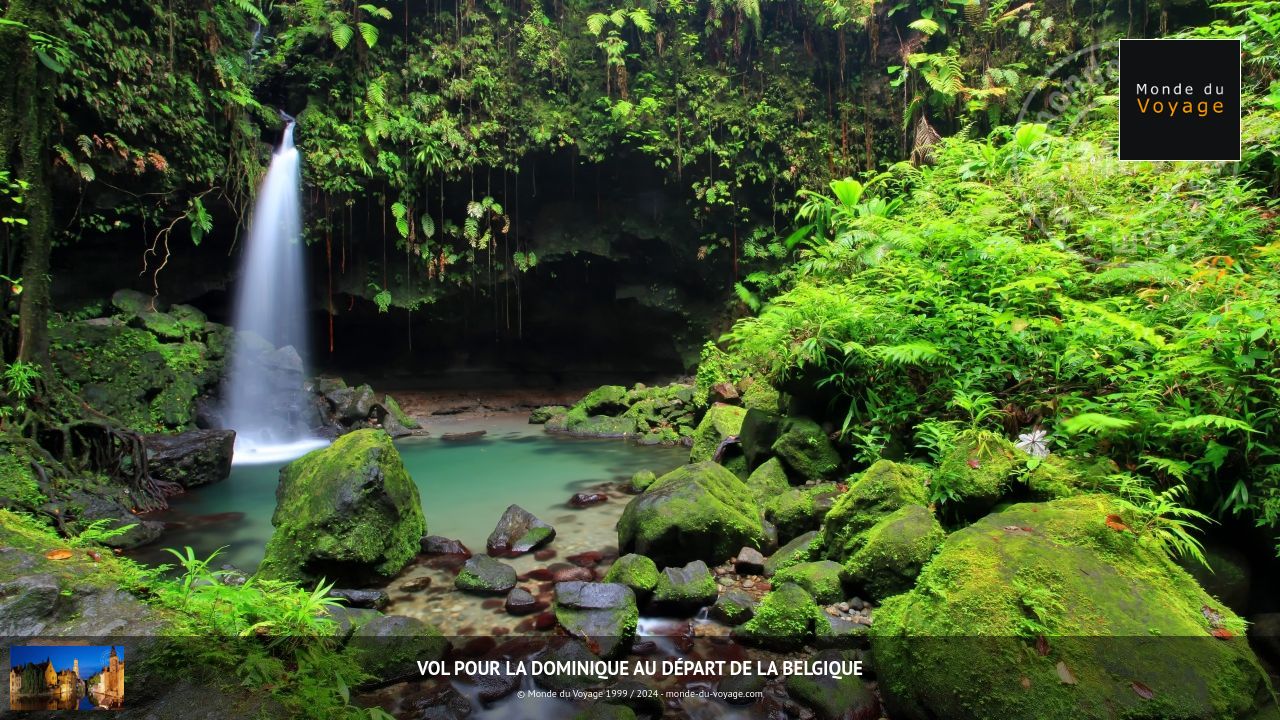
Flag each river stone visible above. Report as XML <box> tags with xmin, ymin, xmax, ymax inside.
<box><xmin>421</xmin><ymin>535</ymin><xmax>471</xmax><ymax>557</ymax></box>
<box><xmin>736</xmin><ymin>582</ymin><xmax>819</xmax><ymax>650</ymax></box>
<box><xmin>617</xmin><ymin>461</ymin><xmax>765</xmax><ymax>567</ymax></box>
<box><xmin>814</xmin><ymin>612</ymin><xmax>869</xmax><ymax>649</ymax></box>
<box><xmin>553</xmin><ymin>581</ymin><xmax>638</xmax><ymax>658</ymax></box>
<box><xmin>785</xmin><ymin>649</ymin><xmax>877</xmax><ymax>720</ymax></box>
<box><xmin>764</xmin><ymin>530</ymin><xmax>819</xmax><ymax>577</ymax></box>
<box><xmin>505</xmin><ymin>587</ymin><xmax>539</xmax><ymax>615</ymax></box>
<box><xmin>455</xmin><ymin>555</ymin><xmax>517</xmax><ymax>594</ymax></box>
<box><xmin>842</xmin><ymin>504</ymin><xmax>945</xmax><ymax>600</ymax></box>
<box><xmin>327</xmin><ymin>384</ymin><xmax>378</xmax><ymax>422</ymax></box>
<box><xmin>326</xmin><ymin>588</ymin><xmax>389</xmax><ymax>610</ymax></box>
<box><xmin>651</xmin><ymin>560</ymin><xmax>717</xmax><ymax>614</ymax></box>
<box><xmin>601</xmin><ymin>553</ymin><xmax>660</xmax><ymax>597</ymax></box>
<box><xmin>257</xmin><ymin>429</ymin><xmax>426</xmax><ymax>584</ymax></box>
<box><xmin>532</xmin><ymin>639</ymin><xmax>609</xmax><ymax>692</ymax></box>
<box><xmin>822</xmin><ymin>460</ymin><xmax>929</xmax><ymax>564</ymax></box>
<box><xmin>344</xmin><ymin>614</ymin><xmax>446</xmax><ymax>681</ymax></box>
<box><xmin>143</xmin><ymin>429</ymin><xmax>235</xmax><ymax>489</ymax></box>
<box><xmin>529</xmin><ymin>405</ymin><xmax>568</xmax><ymax>424</ymax></box>
<box><xmin>772</xmin><ymin>560</ymin><xmax>849</xmax><ymax>605</ymax></box>
<box><xmin>735</xmin><ymin>546</ymin><xmax>766</xmax><ymax>575</ymax></box>
<box><xmin>487</xmin><ymin>504</ymin><xmax>556</xmax><ymax>556</ymax></box>
<box><xmin>871</xmin><ymin>494</ymin><xmax>1277</xmax><ymax>720</ymax></box>
<box><xmin>712</xmin><ymin>589</ymin><xmax>758</xmax><ymax>625</ymax></box>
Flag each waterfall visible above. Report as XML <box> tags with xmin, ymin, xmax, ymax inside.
<box><xmin>221</xmin><ymin>122</ymin><xmax>327</xmax><ymax>464</ymax></box>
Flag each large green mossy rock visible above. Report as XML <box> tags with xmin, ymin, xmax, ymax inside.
<box><xmin>258</xmin><ymin>430</ymin><xmax>426</xmax><ymax>584</ymax></box>
<box><xmin>689</xmin><ymin>404</ymin><xmax>747</xmax><ymax>463</ymax></box>
<box><xmin>765</xmin><ymin>530</ymin><xmax>821</xmax><ymax>577</ymax></box>
<box><xmin>602</xmin><ymin>554</ymin><xmax>660</xmax><ymax>597</ymax></box>
<box><xmin>745</xmin><ymin>457</ymin><xmax>791</xmax><ymax>501</ymax></box>
<box><xmin>554</xmin><ymin>581</ymin><xmax>639</xmax><ymax>659</ymax></box>
<box><xmin>772</xmin><ymin>560</ymin><xmax>849</xmax><ymax>604</ymax></box>
<box><xmin>766</xmin><ymin>483</ymin><xmax>841</xmax><ymax>542</ymax></box>
<box><xmin>344</xmin><ymin>614</ymin><xmax>446</xmax><ymax>680</ymax></box>
<box><xmin>617</xmin><ymin>461</ymin><xmax>765</xmax><ymax>567</ymax></box>
<box><xmin>843</xmin><ymin>504</ymin><xmax>944</xmax><ymax>599</ymax></box>
<box><xmin>771</xmin><ymin>417</ymin><xmax>840</xmax><ymax>482</ymax></box>
<box><xmin>871</xmin><ymin>495</ymin><xmax>1278</xmax><ymax>720</ymax></box>
<box><xmin>736</xmin><ymin>582</ymin><xmax>820</xmax><ymax>650</ymax></box>
<box><xmin>933</xmin><ymin>430</ymin><xmax>1022</xmax><ymax>514</ymax></box>
<box><xmin>822</xmin><ymin>460</ymin><xmax>928</xmax><ymax>564</ymax></box>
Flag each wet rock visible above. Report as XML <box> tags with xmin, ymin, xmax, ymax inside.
<box><xmin>471</xmin><ymin>664</ymin><xmax>520</xmax><ymax>704</ymax></box>
<box><xmin>764</xmin><ymin>530</ymin><xmax>819</xmax><ymax>577</ymax></box>
<box><xmin>784</xmin><ymin>650</ymin><xmax>876</xmax><ymax>720</ymax></box>
<box><xmin>554</xmin><ymin>581</ymin><xmax>638</xmax><ymax>658</ymax></box>
<box><xmin>617</xmin><ymin>461</ymin><xmax>765</xmax><ymax>567</ymax></box>
<box><xmin>401</xmin><ymin>576</ymin><xmax>432</xmax><ymax>592</ymax></box>
<box><xmin>64</xmin><ymin>489</ymin><xmax>164</xmax><ymax>549</ymax></box>
<box><xmin>552</xmin><ymin>565</ymin><xmax>595</xmax><ymax>583</ymax></box>
<box><xmin>411</xmin><ymin>683</ymin><xmax>473</xmax><ymax>720</ymax></box>
<box><xmin>534</xmin><ymin>548</ymin><xmax>557</xmax><ymax>561</ymax></box>
<box><xmin>570</xmin><ymin>492</ymin><xmax>609</xmax><ymax>507</ymax></box>
<box><xmin>327</xmin><ymin>588</ymin><xmax>390</xmax><ymax>610</ymax></box>
<box><xmin>441</xmin><ymin>430</ymin><xmax>487</xmax><ymax>442</ymax></box>
<box><xmin>629</xmin><ymin>470</ymin><xmax>657</xmax><ymax>493</ymax></box>
<box><xmin>487</xmin><ymin>504</ymin><xmax>556</xmax><ymax>556</ymax></box>
<box><xmin>455</xmin><ymin>555</ymin><xmax>517</xmax><ymax>595</ymax></box>
<box><xmin>420</xmin><ymin>535</ymin><xmax>471</xmax><ymax>557</ymax></box>
<box><xmin>143</xmin><ymin>429</ymin><xmax>235</xmax><ymax>489</ymax></box>
<box><xmin>735</xmin><ymin>547</ymin><xmax>766</xmax><ymax>575</ymax></box>
<box><xmin>814</xmin><ymin>613</ymin><xmax>869</xmax><ymax>649</ymax></box>
<box><xmin>344</xmin><ymin>614</ymin><xmax>446</xmax><ymax>682</ymax></box>
<box><xmin>568</xmin><ymin>551</ymin><xmax>605</xmax><ymax>567</ymax></box>
<box><xmin>505</xmin><ymin>587</ymin><xmax>539</xmax><ymax>615</ymax></box>
<box><xmin>380</xmin><ymin>412</ymin><xmax>414</xmax><ymax>439</ymax></box>
<box><xmin>328</xmin><ymin>383</ymin><xmax>378</xmax><ymax>422</ymax></box>
<box><xmin>532</xmin><ymin>611</ymin><xmax>557</xmax><ymax>630</ymax></box>
<box><xmin>602</xmin><ymin>554</ymin><xmax>660</xmax><ymax>598</ymax></box>
<box><xmin>651</xmin><ymin>560</ymin><xmax>718</xmax><ymax>615</ymax></box>
<box><xmin>772</xmin><ymin>561</ymin><xmax>849</xmax><ymax>605</ymax></box>
<box><xmin>736</xmin><ymin>583</ymin><xmax>819</xmax><ymax>650</ymax></box>
<box><xmin>711</xmin><ymin>589</ymin><xmax>758</xmax><ymax>625</ymax></box>
<box><xmin>258</xmin><ymin>430</ymin><xmax>425</xmax><ymax>585</ymax></box>
<box><xmin>529</xmin><ymin>405</ymin><xmax>568</xmax><ymax>424</ymax></box>
<box><xmin>0</xmin><ymin>573</ymin><xmax>61</xmax><ymax>636</ymax></box>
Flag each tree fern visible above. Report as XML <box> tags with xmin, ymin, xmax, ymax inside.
<box><xmin>226</xmin><ymin>0</ymin><xmax>268</xmax><ymax>26</ymax></box>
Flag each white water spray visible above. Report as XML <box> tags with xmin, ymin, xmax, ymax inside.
<box><xmin>222</xmin><ymin>122</ymin><xmax>327</xmax><ymax>464</ymax></box>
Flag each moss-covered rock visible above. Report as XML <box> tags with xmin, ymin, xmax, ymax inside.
<box><xmin>784</xmin><ymin>649</ymin><xmax>877</xmax><ymax>720</ymax></box>
<box><xmin>689</xmin><ymin>404</ymin><xmax>747</xmax><ymax>463</ymax></box>
<box><xmin>933</xmin><ymin>430</ymin><xmax>1022</xmax><ymax>514</ymax></box>
<box><xmin>737</xmin><ymin>582</ymin><xmax>820</xmax><ymax>650</ymax></box>
<box><xmin>617</xmin><ymin>461</ymin><xmax>765</xmax><ymax>567</ymax></box>
<box><xmin>740</xmin><ymin>409</ymin><xmax>782</xmax><ymax>470</ymax></box>
<box><xmin>629</xmin><ymin>470</ymin><xmax>657</xmax><ymax>493</ymax></box>
<box><xmin>771</xmin><ymin>417</ymin><xmax>840</xmax><ymax>482</ymax></box>
<box><xmin>602</xmin><ymin>553</ymin><xmax>660</xmax><ymax>596</ymax></box>
<box><xmin>651</xmin><ymin>560</ymin><xmax>718</xmax><ymax>614</ymax></box>
<box><xmin>745</xmin><ymin>457</ymin><xmax>791</xmax><ymax>502</ymax></box>
<box><xmin>843</xmin><ymin>504</ymin><xmax>944</xmax><ymax>599</ymax></box>
<box><xmin>0</xmin><ymin>441</ymin><xmax>46</xmax><ymax>512</ymax></box>
<box><xmin>766</xmin><ymin>483</ymin><xmax>841</xmax><ymax>542</ymax></box>
<box><xmin>871</xmin><ymin>494</ymin><xmax>1278</xmax><ymax>720</ymax></box>
<box><xmin>821</xmin><ymin>460</ymin><xmax>928</xmax><ymax>564</ymax></box>
<box><xmin>572</xmin><ymin>704</ymin><xmax>637</xmax><ymax>720</ymax></box>
<box><xmin>712</xmin><ymin>588</ymin><xmax>758</xmax><ymax>625</ymax></box>
<box><xmin>381</xmin><ymin>394</ymin><xmax>420</xmax><ymax>430</ymax></box>
<box><xmin>739</xmin><ymin>377</ymin><xmax>781</xmax><ymax>413</ymax></box>
<box><xmin>344</xmin><ymin>614</ymin><xmax>446</xmax><ymax>681</ymax></box>
<box><xmin>575</xmin><ymin>385</ymin><xmax>630</xmax><ymax>416</ymax></box>
<box><xmin>455</xmin><ymin>554</ymin><xmax>518</xmax><ymax>594</ymax></box>
<box><xmin>258</xmin><ymin>430</ymin><xmax>425</xmax><ymax>584</ymax></box>
<box><xmin>554</xmin><ymin>581</ymin><xmax>639</xmax><ymax>658</ymax></box>
<box><xmin>773</xmin><ymin>560</ymin><xmax>849</xmax><ymax>605</ymax></box>
<box><xmin>529</xmin><ymin>405</ymin><xmax>568</xmax><ymax>424</ymax></box>
<box><xmin>765</xmin><ymin>530</ymin><xmax>821</xmax><ymax>577</ymax></box>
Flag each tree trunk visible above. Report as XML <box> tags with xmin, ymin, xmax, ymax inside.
<box><xmin>0</xmin><ymin>0</ymin><xmax>56</xmax><ymax>367</ymax></box>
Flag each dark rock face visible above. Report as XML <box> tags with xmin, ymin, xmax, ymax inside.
<box><xmin>327</xmin><ymin>588</ymin><xmax>389</xmax><ymax>610</ymax></box>
<box><xmin>553</xmin><ymin>582</ymin><xmax>639</xmax><ymax>658</ymax></box>
<box><xmin>64</xmin><ymin>489</ymin><xmax>164</xmax><ymax>549</ymax></box>
<box><xmin>505</xmin><ymin>587</ymin><xmax>540</xmax><ymax>615</ymax></box>
<box><xmin>421</xmin><ymin>535</ymin><xmax>471</xmax><ymax>557</ymax></box>
<box><xmin>411</xmin><ymin>684</ymin><xmax>474</xmax><ymax>720</ymax></box>
<box><xmin>455</xmin><ymin>555</ymin><xmax>518</xmax><ymax>594</ymax></box>
<box><xmin>326</xmin><ymin>384</ymin><xmax>378</xmax><ymax>422</ymax></box>
<box><xmin>735</xmin><ymin>547</ymin><xmax>766</xmax><ymax>575</ymax></box>
<box><xmin>569</xmin><ymin>492</ymin><xmax>608</xmax><ymax>507</ymax></box>
<box><xmin>143</xmin><ymin>429</ymin><xmax>235</xmax><ymax>489</ymax></box>
<box><xmin>487</xmin><ymin>504</ymin><xmax>556</xmax><ymax>556</ymax></box>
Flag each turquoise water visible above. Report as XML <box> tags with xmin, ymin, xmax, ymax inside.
<box><xmin>136</xmin><ymin>415</ymin><xmax>687</xmax><ymax>572</ymax></box>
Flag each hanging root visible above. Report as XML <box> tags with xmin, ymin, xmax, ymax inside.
<box><xmin>38</xmin><ymin>420</ymin><xmax>179</xmax><ymax>512</ymax></box>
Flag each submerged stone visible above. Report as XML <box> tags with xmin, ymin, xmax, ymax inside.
<box><xmin>487</xmin><ymin>504</ymin><xmax>556</xmax><ymax>556</ymax></box>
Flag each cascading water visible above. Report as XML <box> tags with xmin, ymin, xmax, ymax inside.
<box><xmin>221</xmin><ymin>121</ymin><xmax>328</xmax><ymax>464</ymax></box>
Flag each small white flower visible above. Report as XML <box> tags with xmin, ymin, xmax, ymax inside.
<box><xmin>1016</xmin><ymin>427</ymin><xmax>1050</xmax><ymax>458</ymax></box>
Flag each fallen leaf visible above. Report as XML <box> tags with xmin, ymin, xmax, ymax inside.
<box><xmin>1211</xmin><ymin>628</ymin><xmax>1234</xmax><ymax>639</ymax></box>
<box><xmin>86</xmin><ymin>551</ymin><xmax>101</xmax><ymax>563</ymax></box>
<box><xmin>1035</xmin><ymin>635</ymin><xmax>1051</xmax><ymax>656</ymax></box>
<box><xmin>1019</xmin><ymin>676</ymin><xmax>1032</xmax><ymax>689</ymax></box>
<box><xmin>1131</xmin><ymin>681</ymin><xmax>1154</xmax><ymax>700</ymax></box>
<box><xmin>1055</xmin><ymin>661</ymin><xmax>1077</xmax><ymax>685</ymax></box>
<box><xmin>1104</xmin><ymin>514</ymin><xmax>1129</xmax><ymax>532</ymax></box>
<box><xmin>967</xmin><ymin>458</ymin><xmax>981</xmax><ymax>469</ymax></box>
<box><xmin>44</xmin><ymin>549</ymin><xmax>72</xmax><ymax>561</ymax></box>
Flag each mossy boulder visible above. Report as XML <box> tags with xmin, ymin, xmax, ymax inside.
<box><xmin>1023</xmin><ymin>454</ymin><xmax>1118</xmax><ymax>501</ymax></box>
<box><xmin>773</xmin><ymin>560</ymin><xmax>849</xmax><ymax>605</ymax></box>
<box><xmin>554</xmin><ymin>581</ymin><xmax>639</xmax><ymax>658</ymax></box>
<box><xmin>736</xmin><ymin>582</ymin><xmax>820</xmax><ymax>650</ymax></box>
<box><xmin>843</xmin><ymin>504</ymin><xmax>944</xmax><ymax>599</ymax></box>
<box><xmin>564</xmin><ymin>415</ymin><xmax>638</xmax><ymax>438</ymax></box>
<box><xmin>651</xmin><ymin>560</ymin><xmax>718</xmax><ymax>614</ymax></box>
<box><xmin>575</xmin><ymin>385</ymin><xmax>630</xmax><ymax>416</ymax></box>
<box><xmin>822</xmin><ymin>460</ymin><xmax>928</xmax><ymax>564</ymax></box>
<box><xmin>765</xmin><ymin>483</ymin><xmax>841</xmax><ymax>542</ymax></box>
<box><xmin>712</xmin><ymin>589</ymin><xmax>758</xmax><ymax>625</ymax></box>
<box><xmin>871</xmin><ymin>494</ymin><xmax>1278</xmax><ymax>720</ymax></box>
<box><xmin>258</xmin><ymin>430</ymin><xmax>426</xmax><ymax>584</ymax></box>
<box><xmin>934</xmin><ymin>430</ymin><xmax>1022</xmax><ymax>514</ymax></box>
<box><xmin>529</xmin><ymin>405</ymin><xmax>568</xmax><ymax>424</ymax></box>
<box><xmin>784</xmin><ymin>649</ymin><xmax>878</xmax><ymax>720</ymax></box>
<box><xmin>602</xmin><ymin>553</ymin><xmax>660</xmax><ymax>597</ymax></box>
<box><xmin>740</xmin><ymin>410</ymin><xmax>783</xmax><ymax>470</ymax></box>
<box><xmin>771</xmin><ymin>417</ymin><xmax>840</xmax><ymax>482</ymax></box>
<box><xmin>455</xmin><ymin>554</ymin><xmax>518</xmax><ymax>594</ymax></box>
<box><xmin>739</xmin><ymin>377</ymin><xmax>781</xmax><ymax>413</ymax></box>
<box><xmin>382</xmin><ymin>394</ymin><xmax>420</xmax><ymax>430</ymax></box>
<box><xmin>765</xmin><ymin>530</ymin><xmax>821</xmax><ymax>577</ymax></box>
<box><xmin>344</xmin><ymin>614</ymin><xmax>446</xmax><ymax>681</ymax></box>
<box><xmin>617</xmin><ymin>461</ymin><xmax>765</xmax><ymax>567</ymax></box>
<box><xmin>689</xmin><ymin>404</ymin><xmax>747</xmax><ymax>463</ymax></box>
<box><xmin>0</xmin><ymin>441</ymin><xmax>46</xmax><ymax>512</ymax></box>
<box><xmin>629</xmin><ymin>470</ymin><xmax>657</xmax><ymax>493</ymax></box>
<box><xmin>111</xmin><ymin>288</ymin><xmax>154</xmax><ymax>315</ymax></box>
<box><xmin>745</xmin><ymin>457</ymin><xmax>791</xmax><ymax>501</ymax></box>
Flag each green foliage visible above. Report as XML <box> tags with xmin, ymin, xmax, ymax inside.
<box><xmin>67</xmin><ymin>519</ymin><xmax>137</xmax><ymax>548</ymax></box>
<box><xmin>1104</xmin><ymin>475</ymin><xmax>1215</xmax><ymax>569</ymax></box>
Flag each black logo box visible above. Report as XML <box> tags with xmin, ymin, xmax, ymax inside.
<box><xmin>1119</xmin><ymin>38</ymin><xmax>1241</xmax><ymax>162</ymax></box>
